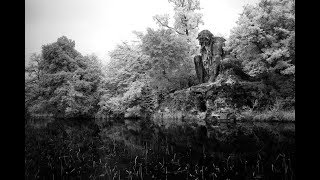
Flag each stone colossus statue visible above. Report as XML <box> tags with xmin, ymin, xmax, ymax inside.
<box><xmin>194</xmin><ymin>30</ymin><xmax>226</xmax><ymax>83</ymax></box>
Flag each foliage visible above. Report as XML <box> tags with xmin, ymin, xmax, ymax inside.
<box><xmin>240</xmin><ymin>106</ymin><xmax>295</xmax><ymax>122</ymax></box>
<box><xmin>97</xmin><ymin>28</ymin><xmax>197</xmax><ymax>124</ymax></box>
<box><xmin>224</xmin><ymin>0</ymin><xmax>295</xmax><ymax>109</ymax></box>
<box><xmin>140</xmin><ymin>28</ymin><xmax>196</xmax><ymax>91</ymax></box>
<box><xmin>225</xmin><ymin>0</ymin><xmax>295</xmax><ymax>77</ymax></box>
<box><xmin>153</xmin><ymin>0</ymin><xmax>203</xmax><ymax>58</ymax></box>
<box><xmin>153</xmin><ymin>0</ymin><xmax>203</xmax><ymax>37</ymax></box>
<box><xmin>25</xmin><ymin>36</ymin><xmax>104</xmax><ymax>120</ymax></box>
<box><xmin>97</xmin><ymin>42</ymin><xmax>153</xmax><ymax>124</ymax></box>
<box><xmin>25</xmin><ymin>54</ymin><xmax>45</xmax><ymax>118</ymax></box>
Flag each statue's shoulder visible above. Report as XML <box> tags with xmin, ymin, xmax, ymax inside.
<box><xmin>213</xmin><ymin>36</ymin><xmax>226</xmax><ymax>43</ymax></box>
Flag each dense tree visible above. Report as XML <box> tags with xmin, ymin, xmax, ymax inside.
<box><xmin>154</xmin><ymin>0</ymin><xmax>203</xmax><ymax>37</ymax></box>
<box><xmin>225</xmin><ymin>0</ymin><xmax>295</xmax><ymax>77</ymax></box>
<box><xmin>153</xmin><ymin>0</ymin><xmax>203</xmax><ymax>58</ymax></box>
<box><xmin>225</xmin><ymin>0</ymin><xmax>295</xmax><ymax>109</ymax></box>
<box><xmin>25</xmin><ymin>36</ymin><xmax>104</xmax><ymax>120</ymax></box>
<box><xmin>97</xmin><ymin>42</ymin><xmax>153</xmax><ymax>122</ymax></box>
<box><xmin>25</xmin><ymin>53</ymin><xmax>45</xmax><ymax>123</ymax></box>
<box><xmin>140</xmin><ymin>28</ymin><xmax>196</xmax><ymax>91</ymax></box>
<box><xmin>97</xmin><ymin>28</ymin><xmax>198</xmax><ymax>123</ymax></box>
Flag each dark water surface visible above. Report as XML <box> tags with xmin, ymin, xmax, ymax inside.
<box><xmin>25</xmin><ymin>119</ymin><xmax>295</xmax><ymax>180</ymax></box>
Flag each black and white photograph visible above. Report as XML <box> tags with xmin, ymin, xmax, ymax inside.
<box><xmin>25</xmin><ymin>0</ymin><xmax>295</xmax><ymax>179</ymax></box>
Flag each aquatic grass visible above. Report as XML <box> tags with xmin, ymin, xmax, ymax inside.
<box><xmin>25</xmin><ymin>119</ymin><xmax>295</xmax><ymax>179</ymax></box>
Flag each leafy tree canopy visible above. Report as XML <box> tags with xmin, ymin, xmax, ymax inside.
<box><xmin>97</xmin><ymin>28</ymin><xmax>197</xmax><ymax>123</ymax></box>
<box><xmin>25</xmin><ymin>36</ymin><xmax>104</xmax><ymax>120</ymax></box>
<box><xmin>154</xmin><ymin>0</ymin><xmax>203</xmax><ymax>38</ymax></box>
<box><xmin>225</xmin><ymin>0</ymin><xmax>295</xmax><ymax>77</ymax></box>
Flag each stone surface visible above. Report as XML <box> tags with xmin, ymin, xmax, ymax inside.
<box><xmin>194</xmin><ymin>30</ymin><xmax>226</xmax><ymax>83</ymax></box>
<box><xmin>151</xmin><ymin>73</ymin><xmax>240</xmax><ymax>128</ymax></box>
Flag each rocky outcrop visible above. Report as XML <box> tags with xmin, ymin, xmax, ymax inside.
<box><xmin>151</xmin><ymin>67</ymin><xmax>264</xmax><ymax>129</ymax></box>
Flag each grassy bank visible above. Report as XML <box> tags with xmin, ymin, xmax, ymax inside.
<box><xmin>152</xmin><ymin>109</ymin><xmax>295</xmax><ymax>129</ymax></box>
<box><xmin>239</xmin><ymin>109</ymin><xmax>295</xmax><ymax>122</ymax></box>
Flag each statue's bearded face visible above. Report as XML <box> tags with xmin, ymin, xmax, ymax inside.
<box><xmin>199</xmin><ymin>37</ymin><xmax>211</xmax><ymax>47</ymax></box>
<box><xmin>199</xmin><ymin>37</ymin><xmax>212</xmax><ymax>60</ymax></box>
<box><xmin>199</xmin><ymin>37</ymin><xmax>212</xmax><ymax>54</ymax></box>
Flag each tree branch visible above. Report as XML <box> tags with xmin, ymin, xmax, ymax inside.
<box><xmin>154</xmin><ymin>17</ymin><xmax>185</xmax><ymax>35</ymax></box>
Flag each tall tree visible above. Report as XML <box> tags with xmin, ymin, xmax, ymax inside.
<box><xmin>153</xmin><ymin>0</ymin><xmax>203</xmax><ymax>37</ymax></box>
<box><xmin>97</xmin><ymin>28</ymin><xmax>197</xmax><ymax>122</ymax></box>
<box><xmin>225</xmin><ymin>0</ymin><xmax>295</xmax><ymax>108</ymax></box>
<box><xmin>225</xmin><ymin>0</ymin><xmax>295</xmax><ymax>77</ymax></box>
<box><xmin>140</xmin><ymin>28</ymin><xmax>195</xmax><ymax>91</ymax></box>
<box><xmin>25</xmin><ymin>36</ymin><xmax>104</xmax><ymax>120</ymax></box>
<box><xmin>97</xmin><ymin>42</ymin><xmax>152</xmax><ymax>121</ymax></box>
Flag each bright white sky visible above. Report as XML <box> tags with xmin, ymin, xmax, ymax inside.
<box><xmin>25</xmin><ymin>0</ymin><xmax>259</xmax><ymax>64</ymax></box>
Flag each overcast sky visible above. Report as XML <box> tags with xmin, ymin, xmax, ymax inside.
<box><xmin>25</xmin><ymin>0</ymin><xmax>259</xmax><ymax>64</ymax></box>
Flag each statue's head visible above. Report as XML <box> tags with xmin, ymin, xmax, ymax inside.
<box><xmin>197</xmin><ymin>30</ymin><xmax>214</xmax><ymax>58</ymax></box>
<box><xmin>197</xmin><ymin>30</ymin><xmax>214</xmax><ymax>47</ymax></box>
